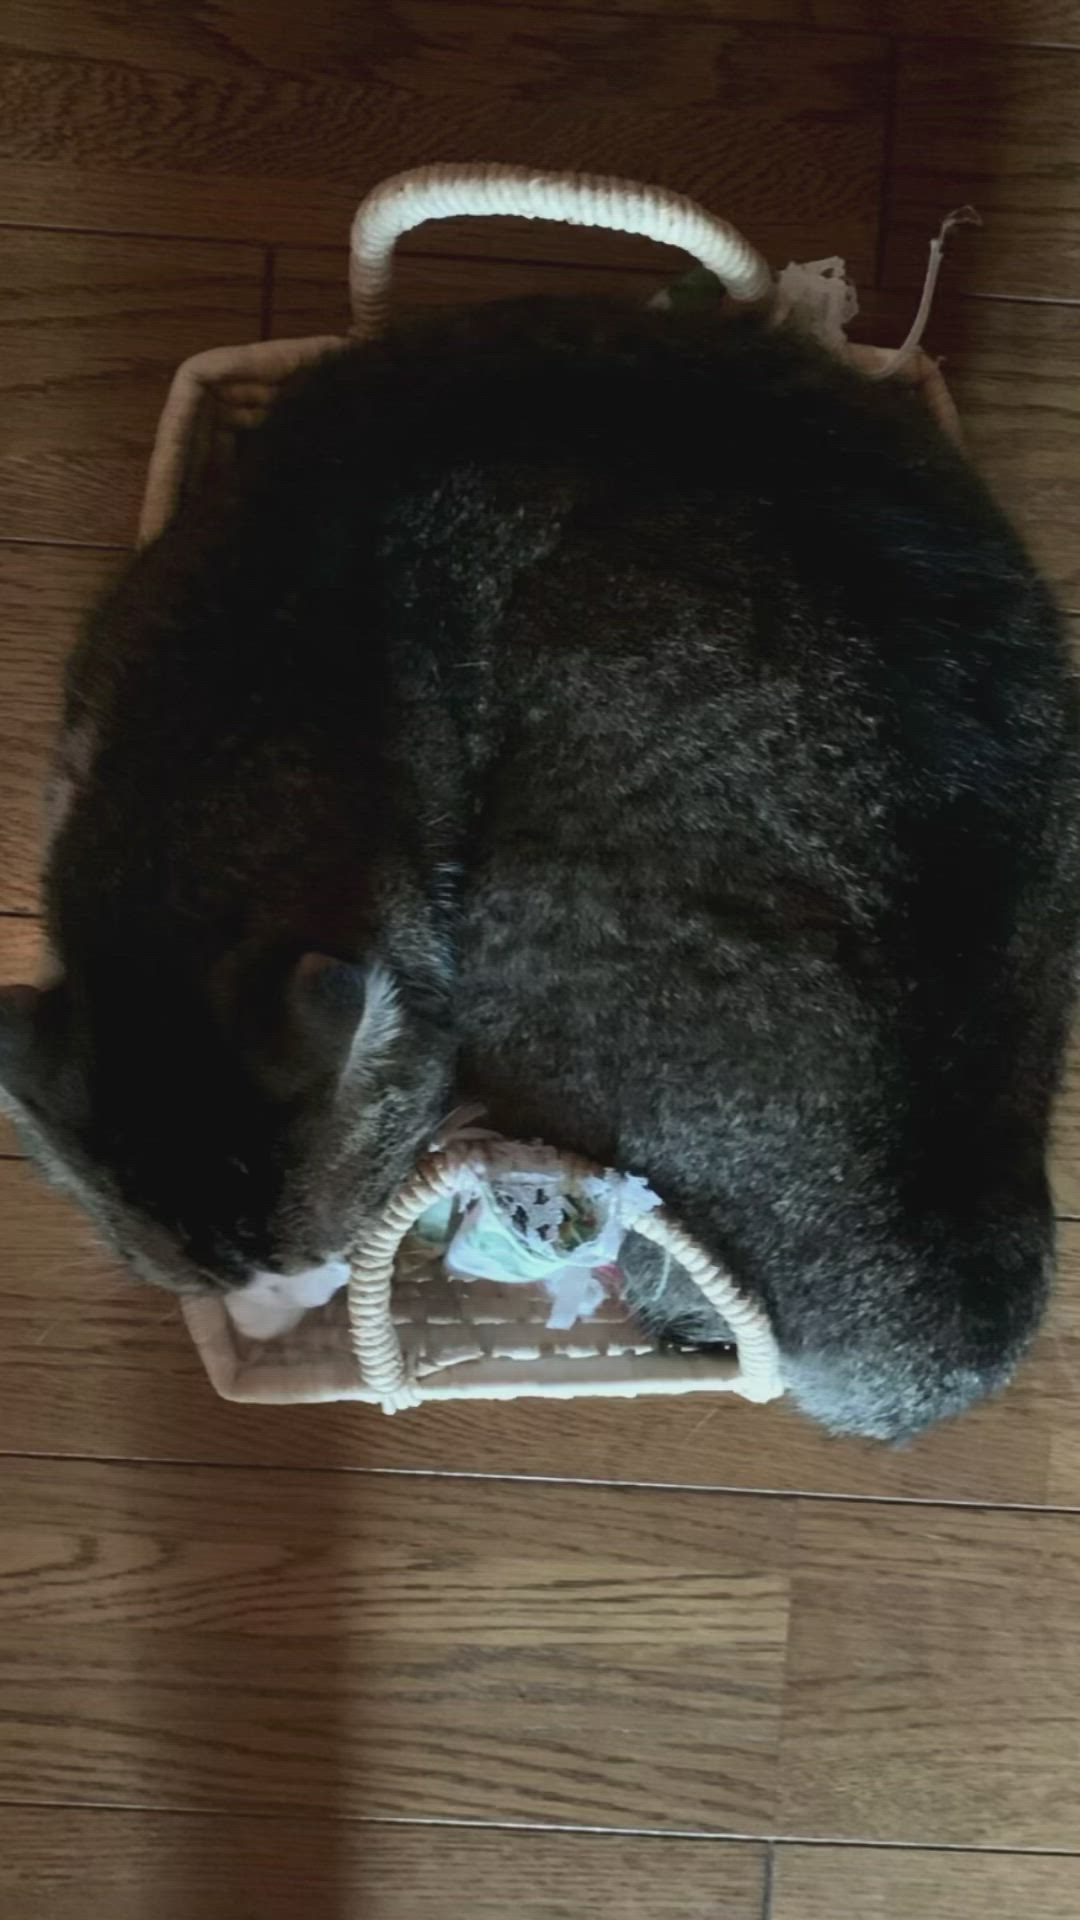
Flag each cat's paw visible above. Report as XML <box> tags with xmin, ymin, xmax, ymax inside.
<box><xmin>224</xmin><ymin>1260</ymin><xmax>350</xmax><ymax>1340</ymax></box>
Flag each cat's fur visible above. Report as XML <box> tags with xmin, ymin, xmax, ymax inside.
<box><xmin>2</xmin><ymin>295</ymin><xmax>1078</xmax><ymax>1438</ymax></box>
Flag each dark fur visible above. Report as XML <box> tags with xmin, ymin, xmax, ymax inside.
<box><xmin>2</xmin><ymin>296</ymin><xmax>1078</xmax><ymax>1438</ymax></box>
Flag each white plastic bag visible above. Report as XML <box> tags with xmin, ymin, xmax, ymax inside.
<box><xmin>442</xmin><ymin>1158</ymin><xmax>662</xmax><ymax>1330</ymax></box>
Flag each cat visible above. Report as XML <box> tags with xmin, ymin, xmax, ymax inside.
<box><xmin>1</xmin><ymin>293</ymin><xmax>1078</xmax><ymax>1438</ymax></box>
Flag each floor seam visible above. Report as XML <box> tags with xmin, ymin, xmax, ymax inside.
<box><xmin>0</xmin><ymin>1450</ymin><xmax>1079</xmax><ymax>1515</ymax></box>
<box><xmin>0</xmin><ymin>1802</ymin><xmax>1075</xmax><ymax>1854</ymax></box>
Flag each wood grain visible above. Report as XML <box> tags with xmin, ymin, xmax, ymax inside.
<box><xmin>853</xmin><ymin>289</ymin><xmax>1080</xmax><ymax>606</ymax></box>
<box><xmin>0</xmin><ymin>1808</ymin><xmax>765</xmax><ymax>1920</ymax></box>
<box><xmin>462</xmin><ymin>0</ymin><xmax>1080</xmax><ymax>38</ymax></box>
<box><xmin>6</xmin><ymin>1457</ymin><xmax>1080</xmax><ymax>1849</ymax></box>
<box><xmin>773</xmin><ymin>1845</ymin><xmax>1080</xmax><ymax>1919</ymax></box>
<box><xmin>495</xmin><ymin>0</ymin><xmax>1080</xmax><ymax>41</ymax></box>
<box><xmin>0</xmin><ymin>1456</ymin><xmax>792</xmax><ymax>1830</ymax></box>
<box><xmin>0</xmin><ymin>916</ymin><xmax>44</xmax><ymax>1159</ymax></box>
<box><xmin>940</xmin><ymin>303</ymin><xmax>1080</xmax><ymax>607</ymax></box>
<box><xmin>0</xmin><ymin>11</ymin><xmax>888</xmax><ymax>273</ymax></box>
<box><xmin>1051</xmin><ymin>1040</ymin><xmax>1080</xmax><ymax>1214</ymax></box>
<box><xmin>887</xmin><ymin>41</ymin><xmax>1080</xmax><ymax>299</ymax></box>
<box><xmin>0</xmin><ymin>547</ymin><xmax>118</xmax><ymax>913</ymax></box>
<box><xmin>836</xmin><ymin>0</ymin><xmax>1080</xmax><ymax>37</ymax></box>
<box><xmin>3</xmin><ymin>1155</ymin><xmax>1080</xmax><ymax>1509</ymax></box>
<box><xmin>0</xmin><ymin>916</ymin><xmax>42</xmax><ymax>988</ymax></box>
<box><xmin>1047</xmin><ymin>1258</ymin><xmax>1080</xmax><ymax>1500</ymax></box>
<box><xmin>8</xmin><ymin>0</ymin><xmax>1080</xmax><ymax>49</ymax></box>
<box><xmin>778</xmin><ymin>1501</ymin><xmax>1080</xmax><ymax>1845</ymax></box>
<box><xmin>0</xmin><ymin>229</ymin><xmax>262</xmax><ymax>544</ymax></box>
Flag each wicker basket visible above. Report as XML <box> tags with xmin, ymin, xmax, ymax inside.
<box><xmin>141</xmin><ymin>167</ymin><xmax>961</xmax><ymax>1413</ymax></box>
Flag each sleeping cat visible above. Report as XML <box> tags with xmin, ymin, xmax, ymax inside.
<box><xmin>1</xmin><ymin>295</ymin><xmax>1077</xmax><ymax>1438</ymax></box>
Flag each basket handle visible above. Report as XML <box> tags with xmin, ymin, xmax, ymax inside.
<box><xmin>347</xmin><ymin>1139</ymin><xmax>783</xmax><ymax>1412</ymax></box>
<box><xmin>349</xmin><ymin>163</ymin><xmax>774</xmax><ymax>340</ymax></box>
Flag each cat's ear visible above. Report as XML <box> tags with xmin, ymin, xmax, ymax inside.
<box><xmin>224</xmin><ymin>952</ymin><xmax>402</xmax><ymax>1101</ymax></box>
<box><xmin>279</xmin><ymin>953</ymin><xmax>403</xmax><ymax>1097</ymax></box>
<box><xmin>0</xmin><ymin>985</ymin><xmax>41</xmax><ymax>1109</ymax></box>
<box><xmin>290</xmin><ymin>953</ymin><xmax>380</xmax><ymax>1064</ymax></box>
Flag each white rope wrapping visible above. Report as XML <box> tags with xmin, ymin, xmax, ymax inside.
<box><xmin>631</xmin><ymin>1207</ymin><xmax>780</xmax><ymax>1401</ymax></box>
<box><xmin>347</xmin><ymin>1141</ymin><xmax>783</xmax><ymax>1413</ymax></box>
<box><xmin>349</xmin><ymin>163</ymin><xmax>774</xmax><ymax>340</ymax></box>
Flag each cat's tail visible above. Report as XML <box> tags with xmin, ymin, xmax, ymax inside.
<box><xmin>625</xmin><ymin>1194</ymin><xmax>1051</xmax><ymax>1442</ymax></box>
<box><xmin>778</xmin><ymin>1202</ymin><xmax>1052</xmax><ymax>1442</ymax></box>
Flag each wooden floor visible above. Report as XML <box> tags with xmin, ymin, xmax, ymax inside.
<box><xmin>5</xmin><ymin>3</ymin><xmax>1080</xmax><ymax>1915</ymax></box>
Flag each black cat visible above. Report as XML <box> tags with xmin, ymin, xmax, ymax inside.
<box><xmin>2</xmin><ymin>296</ymin><xmax>1077</xmax><ymax>1437</ymax></box>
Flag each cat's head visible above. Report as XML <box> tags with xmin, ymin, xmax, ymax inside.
<box><xmin>0</xmin><ymin>949</ymin><xmax>451</xmax><ymax>1327</ymax></box>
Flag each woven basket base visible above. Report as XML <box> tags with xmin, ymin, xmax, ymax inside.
<box><xmin>182</xmin><ymin>1251</ymin><xmax>748</xmax><ymax>1407</ymax></box>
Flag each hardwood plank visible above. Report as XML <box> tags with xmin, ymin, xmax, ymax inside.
<box><xmin>826</xmin><ymin>0</ymin><xmax>1080</xmax><ymax>39</ymax></box>
<box><xmin>1046</xmin><ymin>1262</ymin><xmax>1080</xmax><ymax>1502</ymax></box>
<box><xmin>854</xmin><ymin>289</ymin><xmax>1080</xmax><ymax>606</ymax></box>
<box><xmin>0</xmin><ymin>547</ymin><xmax>118</xmax><ymax>913</ymax></box>
<box><xmin>0</xmin><ymin>916</ymin><xmax>42</xmax><ymax>985</ymax></box>
<box><xmin>773</xmin><ymin>1844</ymin><xmax>1080</xmax><ymax>1919</ymax></box>
<box><xmin>778</xmin><ymin>1501</ymin><xmax>1080</xmax><ymax>1846</ymax></box>
<box><xmin>0</xmin><ymin>1456</ymin><xmax>791</xmax><ymax>1829</ymax></box>
<box><xmin>0</xmin><ymin>917</ymin><xmax>44</xmax><ymax>1158</ymax></box>
<box><xmin>938</xmin><ymin>303</ymin><xmax>1080</xmax><ymax>607</ymax></box>
<box><xmin>886</xmin><ymin>42</ymin><xmax>1080</xmax><ymax>299</ymax></box>
<box><xmin>3</xmin><ymin>1155</ymin><xmax>1079</xmax><ymax>1506</ymax></box>
<box><xmin>464</xmin><ymin>0</ymin><xmax>1080</xmax><ymax>40</ymax></box>
<box><xmin>0</xmin><ymin>229</ymin><xmax>262</xmax><ymax>544</ymax></box>
<box><xmin>0</xmin><ymin>15</ymin><xmax>888</xmax><ymax>274</ymax></box>
<box><xmin>0</xmin><ymin>1808</ymin><xmax>764</xmax><ymax>1920</ymax></box>
<box><xmin>11</xmin><ymin>0</ymin><xmax>1080</xmax><ymax>52</ymax></box>
<box><xmin>474</xmin><ymin>0</ymin><xmax>1080</xmax><ymax>40</ymax></box>
<box><xmin>1051</xmin><ymin>1039</ymin><xmax>1080</xmax><ymax>1216</ymax></box>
